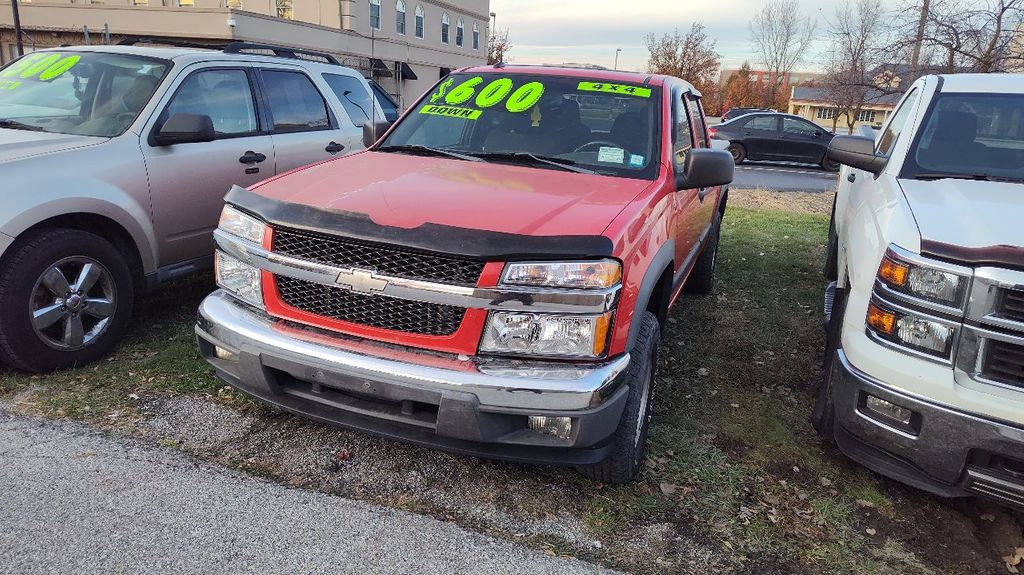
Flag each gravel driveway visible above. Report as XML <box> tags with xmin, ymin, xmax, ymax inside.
<box><xmin>0</xmin><ymin>409</ymin><xmax>618</xmax><ymax>575</ymax></box>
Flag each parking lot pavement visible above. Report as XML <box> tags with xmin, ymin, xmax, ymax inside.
<box><xmin>0</xmin><ymin>410</ymin><xmax>617</xmax><ymax>575</ymax></box>
<box><xmin>732</xmin><ymin>162</ymin><xmax>839</xmax><ymax>193</ymax></box>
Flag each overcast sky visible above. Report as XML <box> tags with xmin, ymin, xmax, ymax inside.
<box><xmin>488</xmin><ymin>0</ymin><xmax>842</xmax><ymax>73</ymax></box>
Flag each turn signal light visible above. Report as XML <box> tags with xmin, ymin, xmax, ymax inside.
<box><xmin>877</xmin><ymin>256</ymin><xmax>909</xmax><ymax>287</ymax></box>
<box><xmin>866</xmin><ymin>302</ymin><xmax>896</xmax><ymax>335</ymax></box>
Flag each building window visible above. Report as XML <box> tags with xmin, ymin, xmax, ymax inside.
<box><xmin>224</xmin><ymin>0</ymin><xmax>241</xmax><ymax>7</ymax></box>
<box><xmin>132</xmin><ymin>0</ymin><xmax>148</xmax><ymax>5</ymax></box>
<box><xmin>276</xmin><ymin>0</ymin><xmax>293</xmax><ymax>19</ymax></box>
<box><xmin>857</xmin><ymin>109</ymin><xmax>877</xmax><ymax>123</ymax></box>
<box><xmin>455</xmin><ymin>17</ymin><xmax>464</xmax><ymax>47</ymax></box>
<box><xmin>415</xmin><ymin>5</ymin><xmax>424</xmax><ymax>38</ymax></box>
<box><xmin>369</xmin><ymin>0</ymin><xmax>381</xmax><ymax>30</ymax></box>
<box><xmin>472</xmin><ymin>23</ymin><xmax>479</xmax><ymax>50</ymax></box>
<box><xmin>816</xmin><ymin>107</ymin><xmax>836</xmax><ymax>120</ymax></box>
<box><xmin>178</xmin><ymin>0</ymin><xmax>194</xmax><ymax>5</ymax></box>
<box><xmin>396</xmin><ymin>0</ymin><xmax>406</xmax><ymax>34</ymax></box>
<box><xmin>441</xmin><ymin>13</ymin><xmax>450</xmax><ymax>44</ymax></box>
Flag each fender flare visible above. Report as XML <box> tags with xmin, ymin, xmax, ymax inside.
<box><xmin>625</xmin><ymin>239</ymin><xmax>675</xmax><ymax>351</ymax></box>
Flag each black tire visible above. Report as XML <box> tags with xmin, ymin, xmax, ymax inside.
<box><xmin>727</xmin><ymin>143</ymin><xmax>746</xmax><ymax>164</ymax></box>
<box><xmin>812</xmin><ymin>287</ymin><xmax>847</xmax><ymax>441</ymax></box>
<box><xmin>0</xmin><ymin>228</ymin><xmax>135</xmax><ymax>372</ymax></box>
<box><xmin>578</xmin><ymin>311</ymin><xmax>660</xmax><ymax>484</ymax></box>
<box><xmin>684</xmin><ymin>214</ymin><xmax>721</xmax><ymax>294</ymax></box>
<box><xmin>824</xmin><ymin>198</ymin><xmax>839</xmax><ymax>281</ymax></box>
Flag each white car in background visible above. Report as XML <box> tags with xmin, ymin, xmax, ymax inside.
<box><xmin>815</xmin><ymin>74</ymin><xmax>1024</xmax><ymax>509</ymax></box>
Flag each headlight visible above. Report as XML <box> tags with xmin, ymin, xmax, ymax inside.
<box><xmin>479</xmin><ymin>311</ymin><xmax>612</xmax><ymax>358</ymax></box>
<box><xmin>502</xmin><ymin>260</ymin><xmax>621</xmax><ymax>289</ymax></box>
<box><xmin>215</xmin><ymin>251</ymin><xmax>263</xmax><ymax>307</ymax></box>
<box><xmin>866</xmin><ymin>299</ymin><xmax>956</xmax><ymax>359</ymax></box>
<box><xmin>218</xmin><ymin>205</ymin><xmax>266</xmax><ymax>245</ymax></box>
<box><xmin>876</xmin><ymin>246</ymin><xmax>969</xmax><ymax>308</ymax></box>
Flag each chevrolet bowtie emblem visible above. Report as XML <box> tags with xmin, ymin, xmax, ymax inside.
<box><xmin>335</xmin><ymin>268</ymin><xmax>389</xmax><ymax>293</ymax></box>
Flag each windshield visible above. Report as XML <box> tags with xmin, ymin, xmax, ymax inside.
<box><xmin>905</xmin><ymin>93</ymin><xmax>1024</xmax><ymax>182</ymax></box>
<box><xmin>380</xmin><ymin>72</ymin><xmax>661</xmax><ymax>179</ymax></box>
<box><xmin>0</xmin><ymin>51</ymin><xmax>169</xmax><ymax>138</ymax></box>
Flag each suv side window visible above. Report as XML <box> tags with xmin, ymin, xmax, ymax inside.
<box><xmin>261</xmin><ymin>70</ymin><xmax>331</xmax><ymax>133</ymax></box>
<box><xmin>163</xmin><ymin>68</ymin><xmax>258</xmax><ymax>136</ymax></box>
<box><xmin>673</xmin><ymin>90</ymin><xmax>693</xmax><ymax>166</ymax></box>
<box><xmin>685</xmin><ymin>96</ymin><xmax>708</xmax><ymax>148</ymax></box>
<box><xmin>783</xmin><ymin>117</ymin><xmax>819</xmax><ymax>136</ymax></box>
<box><xmin>744</xmin><ymin>115</ymin><xmax>778</xmax><ymax>131</ymax></box>
<box><xmin>877</xmin><ymin>88</ymin><xmax>920</xmax><ymax>156</ymax></box>
<box><xmin>322</xmin><ymin>73</ymin><xmax>373</xmax><ymax>127</ymax></box>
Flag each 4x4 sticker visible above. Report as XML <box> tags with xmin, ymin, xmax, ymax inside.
<box><xmin>420</xmin><ymin>105</ymin><xmax>482</xmax><ymax>120</ymax></box>
<box><xmin>577</xmin><ymin>81</ymin><xmax>651</xmax><ymax>98</ymax></box>
<box><xmin>427</xmin><ymin>76</ymin><xmax>546</xmax><ymax>117</ymax></box>
<box><xmin>1</xmin><ymin>53</ymin><xmax>81</xmax><ymax>86</ymax></box>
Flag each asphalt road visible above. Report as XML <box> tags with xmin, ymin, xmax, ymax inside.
<box><xmin>731</xmin><ymin>162</ymin><xmax>839</xmax><ymax>193</ymax></box>
<box><xmin>0</xmin><ymin>410</ymin><xmax>616</xmax><ymax>575</ymax></box>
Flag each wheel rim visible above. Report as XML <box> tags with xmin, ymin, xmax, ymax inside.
<box><xmin>729</xmin><ymin>147</ymin><xmax>740</xmax><ymax>161</ymax></box>
<box><xmin>29</xmin><ymin>256</ymin><xmax>116</xmax><ymax>351</ymax></box>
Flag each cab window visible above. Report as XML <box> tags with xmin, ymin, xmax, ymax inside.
<box><xmin>744</xmin><ymin>115</ymin><xmax>779</xmax><ymax>131</ymax></box>
<box><xmin>261</xmin><ymin>70</ymin><xmax>331</xmax><ymax>133</ymax></box>
<box><xmin>163</xmin><ymin>68</ymin><xmax>258</xmax><ymax>137</ymax></box>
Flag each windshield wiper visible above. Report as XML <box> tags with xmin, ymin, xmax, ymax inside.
<box><xmin>375</xmin><ymin>144</ymin><xmax>483</xmax><ymax>162</ymax></box>
<box><xmin>912</xmin><ymin>171</ymin><xmax>1024</xmax><ymax>183</ymax></box>
<box><xmin>0</xmin><ymin>119</ymin><xmax>45</xmax><ymax>132</ymax></box>
<box><xmin>468</xmin><ymin>152</ymin><xmax>597</xmax><ymax>174</ymax></box>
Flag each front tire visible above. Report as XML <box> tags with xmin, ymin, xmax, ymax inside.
<box><xmin>727</xmin><ymin>143</ymin><xmax>746</xmax><ymax>165</ymax></box>
<box><xmin>812</xmin><ymin>286</ymin><xmax>847</xmax><ymax>440</ymax></box>
<box><xmin>0</xmin><ymin>229</ymin><xmax>135</xmax><ymax>372</ymax></box>
<box><xmin>578</xmin><ymin>311</ymin><xmax>660</xmax><ymax>484</ymax></box>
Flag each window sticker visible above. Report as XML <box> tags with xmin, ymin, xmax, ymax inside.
<box><xmin>577</xmin><ymin>81</ymin><xmax>651</xmax><ymax>98</ymax></box>
<box><xmin>0</xmin><ymin>53</ymin><xmax>81</xmax><ymax>87</ymax></box>
<box><xmin>426</xmin><ymin>76</ymin><xmax>546</xmax><ymax>119</ymax></box>
<box><xmin>597</xmin><ymin>146</ymin><xmax>625</xmax><ymax>164</ymax></box>
<box><xmin>420</xmin><ymin>105</ymin><xmax>482</xmax><ymax>120</ymax></box>
<box><xmin>629</xmin><ymin>154</ymin><xmax>645</xmax><ymax>167</ymax></box>
<box><xmin>0</xmin><ymin>80</ymin><xmax>21</xmax><ymax>90</ymax></box>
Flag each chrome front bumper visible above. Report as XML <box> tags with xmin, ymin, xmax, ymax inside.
<box><xmin>195</xmin><ymin>291</ymin><xmax>632</xmax><ymax>464</ymax></box>
<box><xmin>830</xmin><ymin>349</ymin><xmax>1024</xmax><ymax>508</ymax></box>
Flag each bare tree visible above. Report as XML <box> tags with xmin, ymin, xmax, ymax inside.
<box><xmin>919</xmin><ymin>0</ymin><xmax>1024</xmax><ymax>72</ymax></box>
<box><xmin>823</xmin><ymin>0</ymin><xmax>887</xmax><ymax>132</ymax></box>
<box><xmin>645</xmin><ymin>23</ymin><xmax>721</xmax><ymax>99</ymax></box>
<box><xmin>749</xmin><ymin>0</ymin><xmax>818</xmax><ymax>108</ymax></box>
<box><xmin>487</xmin><ymin>29</ymin><xmax>512</xmax><ymax>65</ymax></box>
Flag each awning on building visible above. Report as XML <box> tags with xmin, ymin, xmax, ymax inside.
<box><xmin>369</xmin><ymin>58</ymin><xmax>393</xmax><ymax>77</ymax></box>
<box><xmin>398</xmin><ymin>62</ymin><xmax>418</xmax><ymax>80</ymax></box>
<box><xmin>439</xmin><ymin>67</ymin><xmax>451</xmax><ymax>79</ymax></box>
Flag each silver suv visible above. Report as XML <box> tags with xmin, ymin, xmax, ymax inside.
<box><xmin>0</xmin><ymin>42</ymin><xmax>386</xmax><ymax>372</ymax></box>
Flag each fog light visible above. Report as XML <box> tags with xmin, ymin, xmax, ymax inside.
<box><xmin>528</xmin><ymin>416</ymin><xmax>573</xmax><ymax>439</ymax></box>
<box><xmin>214</xmin><ymin>346</ymin><xmax>238</xmax><ymax>362</ymax></box>
<box><xmin>865</xmin><ymin>395</ymin><xmax>913</xmax><ymax>425</ymax></box>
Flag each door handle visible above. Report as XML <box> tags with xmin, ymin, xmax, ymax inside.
<box><xmin>325</xmin><ymin>141</ymin><xmax>345</xmax><ymax>154</ymax></box>
<box><xmin>698</xmin><ymin>188</ymin><xmax>708</xmax><ymax>202</ymax></box>
<box><xmin>239</xmin><ymin>151</ymin><xmax>267</xmax><ymax>164</ymax></box>
<box><xmin>847</xmin><ymin>172</ymin><xmax>856</xmax><ymax>183</ymax></box>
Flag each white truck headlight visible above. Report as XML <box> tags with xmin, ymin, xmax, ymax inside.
<box><xmin>479</xmin><ymin>311</ymin><xmax>612</xmax><ymax>358</ymax></box>
<box><xmin>215</xmin><ymin>250</ymin><xmax>263</xmax><ymax>307</ymax></box>
<box><xmin>218</xmin><ymin>205</ymin><xmax>266</xmax><ymax>245</ymax></box>
<box><xmin>502</xmin><ymin>260</ymin><xmax>621</xmax><ymax>289</ymax></box>
<box><xmin>876</xmin><ymin>246</ymin><xmax>970</xmax><ymax>308</ymax></box>
<box><xmin>866</xmin><ymin>299</ymin><xmax>956</xmax><ymax>358</ymax></box>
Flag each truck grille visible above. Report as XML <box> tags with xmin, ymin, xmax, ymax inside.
<box><xmin>273</xmin><ymin>226</ymin><xmax>484</xmax><ymax>286</ymax></box>
<box><xmin>1000</xmin><ymin>289</ymin><xmax>1024</xmax><ymax>324</ymax></box>
<box><xmin>982</xmin><ymin>339</ymin><xmax>1024</xmax><ymax>388</ymax></box>
<box><xmin>275</xmin><ymin>276</ymin><xmax>465</xmax><ymax>336</ymax></box>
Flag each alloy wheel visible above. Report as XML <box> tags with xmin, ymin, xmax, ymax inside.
<box><xmin>29</xmin><ymin>256</ymin><xmax>116</xmax><ymax>351</ymax></box>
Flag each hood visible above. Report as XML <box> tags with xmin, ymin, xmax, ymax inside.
<box><xmin>899</xmin><ymin>178</ymin><xmax>1024</xmax><ymax>251</ymax></box>
<box><xmin>0</xmin><ymin>128</ymin><xmax>106</xmax><ymax>164</ymax></box>
<box><xmin>252</xmin><ymin>151</ymin><xmax>655</xmax><ymax>237</ymax></box>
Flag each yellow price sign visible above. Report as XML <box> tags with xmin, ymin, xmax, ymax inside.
<box><xmin>577</xmin><ymin>81</ymin><xmax>652</xmax><ymax>98</ymax></box>
<box><xmin>420</xmin><ymin>105</ymin><xmax>482</xmax><ymax>120</ymax></box>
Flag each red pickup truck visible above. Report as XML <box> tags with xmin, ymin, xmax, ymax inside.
<box><xmin>195</xmin><ymin>65</ymin><xmax>734</xmax><ymax>483</ymax></box>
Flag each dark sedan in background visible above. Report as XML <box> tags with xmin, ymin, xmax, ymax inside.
<box><xmin>710</xmin><ymin>112</ymin><xmax>839</xmax><ymax>171</ymax></box>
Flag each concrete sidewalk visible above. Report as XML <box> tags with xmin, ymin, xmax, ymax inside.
<box><xmin>0</xmin><ymin>411</ymin><xmax>616</xmax><ymax>575</ymax></box>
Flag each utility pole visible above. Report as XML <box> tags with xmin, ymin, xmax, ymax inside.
<box><xmin>614</xmin><ymin>48</ymin><xmax>621</xmax><ymax>70</ymax></box>
<box><xmin>910</xmin><ymin>0</ymin><xmax>930</xmax><ymax>75</ymax></box>
<box><xmin>11</xmin><ymin>0</ymin><xmax>24</xmax><ymax>58</ymax></box>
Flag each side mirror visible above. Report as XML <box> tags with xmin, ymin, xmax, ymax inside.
<box><xmin>362</xmin><ymin>120</ymin><xmax>393</xmax><ymax>148</ymax></box>
<box><xmin>154</xmin><ymin>113</ymin><xmax>215</xmax><ymax>146</ymax></box>
<box><xmin>827</xmin><ymin>135</ymin><xmax>886</xmax><ymax>175</ymax></box>
<box><xmin>676</xmin><ymin>148</ymin><xmax>735</xmax><ymax>190</ymax></box>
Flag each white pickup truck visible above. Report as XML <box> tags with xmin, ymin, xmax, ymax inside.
<box><xmin>815</xmin><ymin>74</ymin><xmax>1024</xmax><ymax>509</ymax></box>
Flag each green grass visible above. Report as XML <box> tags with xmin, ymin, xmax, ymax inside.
<box><xmin>0</xmin><ymin>205</ymin><xmax>931</xmax><ymax>574</ymax></box>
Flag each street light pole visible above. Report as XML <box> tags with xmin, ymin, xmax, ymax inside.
<box><xmin>11</xmin><ymin>0</ymin><xmax>25</xmax><ymax>58</ymax></box>
<box><xmin>614</xmin><ymin>48</ymin><xmax>621</xmax><ymax>71</ymax></box>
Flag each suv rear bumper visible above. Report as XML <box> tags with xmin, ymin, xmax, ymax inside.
<box><xmin>830</xmin><ymin>349</ymin><xmax>1024</xmax><ymax>508</ymax></box>
<box><xmin>195</xmin><ymin>291</ymin><xmax>631</xmax><ymax>466</ymax></box>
